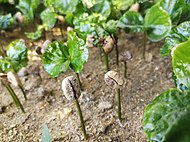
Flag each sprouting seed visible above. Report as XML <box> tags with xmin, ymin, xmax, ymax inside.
<box><xmin>104</xmin><ymin>71</ymin><xmax>123</xmax><ymax>122</ymax></box>
<box><xmin>62</xmin><ymin>76</ymin><xmax>87</xmax><ymax>140</ymax></box>
<box><xmin>62</xmin><ymin>76</ymin><xmax>80</xmax><ymax>101</ymax></box>
<box><xmin>120</xmin><ymin>51</ymin><xmax>132</xmax><ymax>78</ymax></box>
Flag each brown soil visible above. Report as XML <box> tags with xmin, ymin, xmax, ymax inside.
<box><xmin>0</xmin><ymin>28</ymin><xmax>174</xmax><ymax>142</ymax></box>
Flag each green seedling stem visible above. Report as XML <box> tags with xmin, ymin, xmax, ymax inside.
<box><xmin>124</xmin><ymin>62</ymin><xmax>127</xmax><ymax>79</ymax></box>
<box><xmin>99</xmin><ymin>46</ymin><xmax>103</xmax><ymax>62</ymax></box>
<box><xmin>76</xmin><ymin>73</ymin><xmax>83</xmax><ymax>91</ymax></box>
<box><xmin>2</xmin><ymin>81</ymin><xmax>25</xmax><ymax>113</ymax></box>
<box><xmin>115</xmin><ymin>38</ymin><xmax>119</xmax><ymax>71</ymax></box>
<box><xmin>19</xmin><ymin>85</ymin><xmax>27</xmax><ymax>100</ymax></box>
<box><xmin>143</xmin><ymin>32</ymin><xmax>147</xmax><ymax>60</ymax></box>
<box><xmin>103</xmin><ymin>50</ymin><xmax>110</xmax><ymax>71</ymax></box>
<box><xmin>74</xmin><ymin>99</ymin><xmax>87</xmax><ymax>140</ymax></box>
<box><xmin>117</xmin><ymin>88</ymin><xmax>122</xmax><ymax>121</ymax></box>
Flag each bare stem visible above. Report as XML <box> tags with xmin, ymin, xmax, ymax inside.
<box><xmin>19</xmin><ymin>85</ymin><xmax>27</xmax><ymax>100</ymax></box>
<box><xmin>103</xmin><ymin>50</ymin><xmax>109</xmax><ymax>72</ymax></box>
<box><xmin>116</xmin><ymin>88</ymin><xmax>122</xmax><ymax>121</ymax></box>
<box><xmin>99</xmin><ymin>46</ymin><xmax>102</xmax><ymax>62</ymax></box>
<box><xmin>75</xmin><ymin>99</ymin><xmax>87</xmax><ymax>140</ymax></box>
<box><xmin>115</xmin><ymin>38</ymin><xmax>119</xmax><ymax>71</ymax></box>
<box><xmin>2</xmin><ymin>81</ymin><xmax>25</xmax><ymax>113</ymax></box>
<box><xmin>76</xmin><ymin>73</ymin><xmax>83</xmax><ymax>91</ymax></box>
<box><xmin>124</xmin><ymin>62</ymin><xmax>127</xmax><ymax>79</ymax></box>
<box><xmin>143</xmin><ymin>32</ymin><xmax>147</xmax><ymax>60</ymax></box>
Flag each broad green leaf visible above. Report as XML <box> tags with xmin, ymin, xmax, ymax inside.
<box><xmin>160</xmin><ymin>21</ymin><xmax>190</xmax><ymax>56</ymax></box>
<box><xmin>6</xmin><ymin>39</ymin><xmax>28</xmax><ymax>72</ymax></box>
<box><xmin>112</xmin><ymin>0</ymin><xmax>134</xmax><ymax>11</ymax></box>
<box><xmin>40</xmin><ymin>8</ymin><xmax>57</xmax><ymax>30</ymax></box>
<box><xmin>172</xmin><ymin>72</ymin><xmax>188</xmax><ymax>91</ymax></box>
<box><xmin>117</xmin><ymin>11</ymin><xmax>144</xmax><ymax>33</ymax></box>
<box><xmin>73</xmin><ymin>13</ymin><xmax>99</xmax><ymax>39</ymax></box>
<box><xmin>0</xmin><ymin>59</ymin><xmax>13</xmax><ymax>72</ymax></box>
<box><xmin>16</xmin><ymin>0</ymin><xmax>39</xmax><ymax>22</ymax></box>
<box><xmin>143</xmin><ymin>88</ymin><xmax>190</xmax><ymax>142</ymax></box>
<box><xmin>159</xmin><ymin>0</ymin><xmax>183</xmax><ymax>26</ymax></box>
<box><xmin>90</xmin><ymin>0</ymin><xmax>111</xmax><ymax>19</ymax></box>
<box><xmin>25</xmin><ymin>25</ymin><xmax>44</xmax><ymax>40</ymax></box>
<box><xmin>53</xmin><ymin>0</ymin><xmax>79</xmax><ymax>14</ymax></box>
<box><xmin>42</xmin><ymin>41</ymin><xmax>70</xmax><ymax>77</ymax></box>
<box><xmin>0</xmin><ymin>0</ymin><xmax>8</xmax><ymax>3</ymax></box>
<box><xmin>67</xmin><ymin>31</ymin><xmax>88</xmax><ymax>73</ymax></box>
<box><xmin>0</xmin><ymin>14</ymin><xmax>14</xmax><ymax>29</ymax></box>
<box><xmin>81</xmin><ymin>0</ymin><xmax>98</xmax><ymax>8</ymax></box>
<box><xmin>103</xmin><ymin>20</ymin><xmax>118</xmax><ymax>36</ymax></box>
<box><xmin>42</xmin><ymin>124</ymin><xmax>52</xmax><ymax>142</ymax></box>
<box><xmin>172</xmin><ymin>39</ymin><xmax>190</xmax><ymax>89</ymax></box>
<box><xmin>144</xmin><ymin>4</ymin><xmax>171</xmax><ymax>41</ymax></box>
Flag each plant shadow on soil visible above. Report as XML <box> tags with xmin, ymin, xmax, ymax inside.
<box><xmin>0</xmin><ymin>28</ymin><xmax>174</xmax><ymax>142</ymax></box>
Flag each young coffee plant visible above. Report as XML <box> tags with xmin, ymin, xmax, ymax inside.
<box><xmin>42</xmin><ymin>31</ymin><xmax>88</xmax><ymax>90</ymax></box>
<box><xmin>117</xmin><ymin>3</ymin><xmax>171</xmax><ymax>59</ymax></box>
<box><xmin>0</xmin><ymin>39</ymin><xmax>28</xmax><ymax>112</ymax></box>
<box><xmin>104</xmin><ymin>70</ymin><xmax>124</xmax><ymax>122</ymax></box>
<box><xmin>62</xmin><ymin>76</ymin><xmax>87</xmax><ymax>140</ymax></box>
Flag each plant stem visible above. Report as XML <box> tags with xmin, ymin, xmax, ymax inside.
<box><xmin>143</xmin><ymin>32</ymin><xmax>147</xmax><ymax>60</ymax></box>
<box><xmin>99</xmin><ymin>46</ymin><xmax>102</xmax><ymax>62</ymax></box>
<box><xmin>60</xmin><ymin>25</ymin><xmax>64</xmax><ymax>38</ymax></box>
<box><xmin>2</xmin><ymin>81</ymin><xmax>25</xmax><ymax>113</ymax></box>
<box><xmin>74</xmin><ymin>99</ymin><xmax>87</xmax><ymax>140</ymax></box>
<box><xmin>76</xmin><ymin>73</ymin><xmax>83</xmax><ymax>91</ymax></box>
<box><xmin>124</xmin><ymin>62</ymin><xmax>127</xmax><ymax>79</ymax></box>
<box><xmin>0</xmin><ymin>41</ymin><xmax>6</xmax><ymax>57</ymax></box>
<box><xmin>116</xmin><ymin>88</ymin><xmax>122</xmax><ymax>121</ymax></box>
<box><xmin>115</xmin><ymin>38</ymin><xmax>119</xmax><ymax>71</ymax></box>
<box><xmin>103</xmin><ymin>50</ymin><xmax>109</xmax><ymax>71</ymax></box>
<box><xmin>19</xmin><ymin>85</ymin><xmax>27</xmax><ymax>100</ymax></box>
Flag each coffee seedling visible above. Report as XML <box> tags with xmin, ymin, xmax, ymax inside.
<box><xmin>120</xmin><ymin>51</ymin><xmax>132</xmax><ymax>79</ymax></box>
<box><xmin>102</xmin><ymin>36</ymin><xmax>115</xmax><ymax>71</ymax></box>
<box><xmin>62</xmin><ymin>76</ymin><xmax>87</xmax><ymax>140</ymax></box>
<box><xmin>0</xmin><ymin>73</ymin><xmax>25</xmax><ymax>113</ymax></box>
<box><xmin>104</xmin><ymin>71</ymin><xmax>123</xmax><ymax>121</ymax></box>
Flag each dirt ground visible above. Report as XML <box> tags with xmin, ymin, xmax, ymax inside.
<box><xmin>0</xmin><ymin>28</ymin><xmax>174</xmax><ymax>142</ymax></box>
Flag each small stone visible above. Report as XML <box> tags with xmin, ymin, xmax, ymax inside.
<box><xmin>98</xmin><ymin>101</ymin><xmax>113</xmax><ymax>110</ymax></box>
<box><xmin>145</xmin><ymin>53</ymin><xmax>153</xmax><ymax>62</ymax></box>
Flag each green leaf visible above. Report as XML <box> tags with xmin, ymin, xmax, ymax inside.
<box><xmin>144</xmin><ymin>4</ymin><xmax>171</xmax><ymax>41</ymax></box>
<box><xmin>53</xmin><ymin>0</ymin><xmax>79</xmax><ymax>14</ymax></box>
<box><xmin>159</xmin><ymin>0</ymin><xmax>183</xmax><ymax>26</ymax></box>
<box><xmin>90</xmin><ymin>0</ymin><xmax>111</xmax><ymax>19</ymax></box>
<box><xmin>172</xmin><ymin>39</ymin><xmax>190</xmax><ymax>89</ymax></box>
<box><xmin>40</xmin><ymin>8</ymin><xmax>57</xmax><ymax>30</ymax></box>
<box><xmin>0</xmin><ymin>59</ymin><xmax>13</xmax><ymax>72</ymax></box>
<box><xmin>6</xmin><ymin>39</ymin><xmax>28</xmax><ymax>72</ymax></box>
<box><xmin>112</xmin><ymin>0</ymin><xmax>134</xmax><ymax>11</ymax></box>
<box><xmin>117</xmin><ymin>11</ymin><xmax>144</xmax><ymax>33</ymax></box>
<box><xmin>16</xmin><ymin>0</ymin><xmax>39</xmax><ymax>22</ymax></box>
<box><xmin>25</xmin><ymin>25</ymin><xmax>44</xmax><ymax>40</ymax></box>
<box><xmin>103</xmin><ymin>20</ymin><xmax>118</xmax><ymax>36</ymax></box>
<box><xmin>42</xmin><ymin>41</ymin><xmax>70</xmax><ymax>77</ymax></box>
<box><xmin>42</xmin><ymin>124</ymin><xmax>52</xmax><ymax>142</ymax></box>
<box><xmin>67</xmin><ymin>31</ymin><xmax>88</xmax><ymax>73</ymax></box>
<box><xmin>172</xmin><ymin>72</ymin><xmax>188</xmax><ymax>91</ymax></box>
<box><xmin>0</xmin><ymin>14</ymin><xmax>14</xmax><ymax>29</ymax></box>
<box><xmin>160</xmin><ymin>21</ymin><xmax>190</xmax><ymax>57</ymax></box>
<box><xmin>143</xmin><ymin>88</ymin><xmax>190</xmax><ymax>142</ymax></box>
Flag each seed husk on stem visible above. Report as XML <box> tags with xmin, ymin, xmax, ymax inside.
<box><xmin>104</xmin><ymin>71</ymin><xmax>123</xmax><ymax>122</ymax></box>
<box><xmin>62</xmin><ymin>76</ymin><xmax>87</xmax><ymax>140</ymax></box>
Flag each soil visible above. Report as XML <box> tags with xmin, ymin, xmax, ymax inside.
<box><xmin>0</xmin><ymin>28</ymin><xmax>174</xmax><ymax>142</ymax></box>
